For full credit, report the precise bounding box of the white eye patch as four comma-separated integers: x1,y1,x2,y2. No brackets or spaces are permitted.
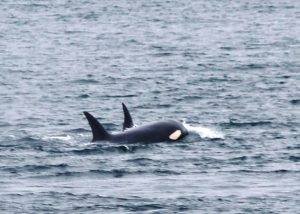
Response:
169,130,182,140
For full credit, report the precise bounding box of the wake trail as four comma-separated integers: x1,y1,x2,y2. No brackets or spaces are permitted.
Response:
183,122,224,139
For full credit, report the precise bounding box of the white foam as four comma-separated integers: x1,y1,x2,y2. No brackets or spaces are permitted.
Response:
42,135,72,141
183,122,224,139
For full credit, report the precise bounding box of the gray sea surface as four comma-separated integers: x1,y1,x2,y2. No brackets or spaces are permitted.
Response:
0,0,299,213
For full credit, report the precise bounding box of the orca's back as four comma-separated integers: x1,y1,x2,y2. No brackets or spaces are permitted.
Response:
111,120,188,143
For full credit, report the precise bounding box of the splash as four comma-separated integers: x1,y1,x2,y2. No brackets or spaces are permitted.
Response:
183,122,224,139
42,135,72,141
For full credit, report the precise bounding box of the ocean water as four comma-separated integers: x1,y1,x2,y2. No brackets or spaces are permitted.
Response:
0,0,299,213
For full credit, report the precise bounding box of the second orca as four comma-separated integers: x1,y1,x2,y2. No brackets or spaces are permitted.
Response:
83,103,188,143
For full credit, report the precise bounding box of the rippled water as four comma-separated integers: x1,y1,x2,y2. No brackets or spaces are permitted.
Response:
0,0,299,213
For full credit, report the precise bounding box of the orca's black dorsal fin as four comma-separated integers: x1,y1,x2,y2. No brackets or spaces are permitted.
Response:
122,103,134,131
83,111,110,142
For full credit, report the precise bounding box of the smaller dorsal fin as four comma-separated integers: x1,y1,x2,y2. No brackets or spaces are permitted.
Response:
83,111,110,142
122,103,134,131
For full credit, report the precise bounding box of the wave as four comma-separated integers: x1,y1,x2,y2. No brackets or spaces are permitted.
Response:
71,79,99,84
2,164,69,173
183,122,224,139
225,120,272,127
290,99,300,105
46,168,181,178
226,169,299,174
42,135,72,141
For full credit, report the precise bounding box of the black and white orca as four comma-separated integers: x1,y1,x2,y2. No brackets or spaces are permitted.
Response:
83,103,188,143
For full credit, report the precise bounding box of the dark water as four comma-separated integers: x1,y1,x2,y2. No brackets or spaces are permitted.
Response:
1,0,299,213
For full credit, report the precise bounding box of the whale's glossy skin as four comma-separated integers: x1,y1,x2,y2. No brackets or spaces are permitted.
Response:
83,104,188,143
109,120,188,143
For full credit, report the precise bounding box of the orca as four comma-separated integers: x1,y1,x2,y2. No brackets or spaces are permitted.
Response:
83,103,188,143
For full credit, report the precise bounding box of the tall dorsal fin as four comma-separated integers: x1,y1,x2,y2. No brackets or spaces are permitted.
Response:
83,111,110,142
122,103,134,131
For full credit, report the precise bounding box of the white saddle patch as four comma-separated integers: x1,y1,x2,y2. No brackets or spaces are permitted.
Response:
169,130,182,140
